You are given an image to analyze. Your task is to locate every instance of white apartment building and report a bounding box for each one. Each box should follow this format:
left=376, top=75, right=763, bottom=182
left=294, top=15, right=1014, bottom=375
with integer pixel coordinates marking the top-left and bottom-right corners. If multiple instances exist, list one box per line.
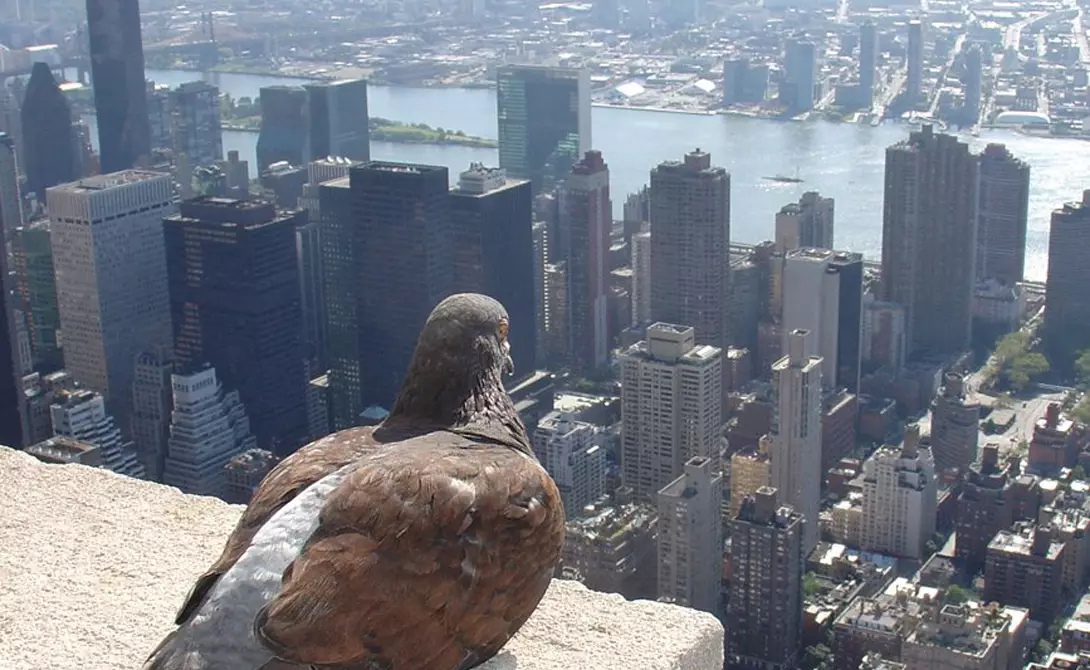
left=532, top=410, right=606, bottom=518
left=619, top=322, right=723, bottom=500
left=51, top=388, right=144, bottom=478
left=657, top=455, right=723, bottom=614
left=163, top=365, right=257, bottom=497
left=46, top=171, right=175, bottom=427
left=770, top=328, right=823, bottom=554
left=631, top=230, right=651, bottom=326
left=860, top=425, right=938, bottom=559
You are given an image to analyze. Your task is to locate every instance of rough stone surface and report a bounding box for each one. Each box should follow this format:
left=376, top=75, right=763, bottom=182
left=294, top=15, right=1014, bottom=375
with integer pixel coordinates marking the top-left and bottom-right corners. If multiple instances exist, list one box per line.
left=0, top=446, right=723, bottom=670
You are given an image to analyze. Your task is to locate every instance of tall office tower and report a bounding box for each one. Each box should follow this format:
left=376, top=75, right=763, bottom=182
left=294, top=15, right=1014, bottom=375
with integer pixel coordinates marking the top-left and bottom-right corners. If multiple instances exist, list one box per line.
left=770, top=329, right=823, bottom=554
left=162, top=364, right=257, bottom=497
left=532, top=221, right=549, bottom=364
left=303, top=79, right=370, bottom=163
left=215, top=150, right=250, bottom=198
left=906, top=20, right=924, bottom=101
left=12, top=221, right=61, bottom=372
left=47, top=171, right=175, bottom=431
left=22, top=370, right=75, bottom=445
left=728, top=486, right=804, bottom=669
left=782, top=248, right=864, bottom=392
left=977, top=144, right=1030, bottom=286
left=131, top=346, right=173, bottom=481
left=321, top=162, right=452, bottom=426
left=631, top=230, right=651, bottom=326
left=169, top=81, right=223, bottom=170
left=0, top=86, right=25, bottom=173
left=256, top=86, right=307, bottom=172
left=496, top=64, right=591, bottom=195
left=164, top=197, right=309, bottom=455
left=622, top=185, right=650, bottom=243
left=956, top=443, right=1034, bottom=571
left=71, top=120, right=94, bottom=179
left=657, top=456, right=723, bottom=614
left=20, top=63, right=76, bottom=199
left=722, top=57, right=747, bottom=107
left=449, top=163, right=535, bottom=376
left=859, top=425, right=938, bottom=559
left=87, top=0, right=151, bottom=172
left=882, top=125, right=978, bottom=358
left=146, top=85, right=173, bottom=153
left=557, top=150, right=611, bottom=372
left=1045, top=190, right=1090, bottom=362
left=532, top=410, right=606, bottom=518
left=775, top=191, right=835, bottom=252
left=929, top=372, right=981, bottom=474
left=51, top=388, right=144, bottom=478
left=964, top=44, right=983, bottom=126
left=0, top=136, right=21, bottom=445
left=619, top=323, right=723, bottom=499
left=783, top=38, right=818, bottom=112
left=542, top=262, right=570, bottom=365
left=649, top=149, right=732, bottom=353
left=859, top=21, right=878, bottom=108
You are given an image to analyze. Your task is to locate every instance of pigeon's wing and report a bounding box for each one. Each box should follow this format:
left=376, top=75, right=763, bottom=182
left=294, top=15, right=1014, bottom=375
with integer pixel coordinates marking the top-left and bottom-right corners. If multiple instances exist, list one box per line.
left=253, top=437, right=565, bottom=669
left=174, top=427, right=382, bottom=625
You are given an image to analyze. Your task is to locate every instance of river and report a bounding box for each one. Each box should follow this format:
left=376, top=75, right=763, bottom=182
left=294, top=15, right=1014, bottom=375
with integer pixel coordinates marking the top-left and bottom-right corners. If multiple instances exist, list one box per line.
left=72, top=68, right=1090, bottom=282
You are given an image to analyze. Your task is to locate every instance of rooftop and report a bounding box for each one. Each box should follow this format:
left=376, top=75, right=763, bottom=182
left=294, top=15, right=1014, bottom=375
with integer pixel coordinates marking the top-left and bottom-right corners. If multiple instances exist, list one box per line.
left=0, top=446, right=723, bottom=670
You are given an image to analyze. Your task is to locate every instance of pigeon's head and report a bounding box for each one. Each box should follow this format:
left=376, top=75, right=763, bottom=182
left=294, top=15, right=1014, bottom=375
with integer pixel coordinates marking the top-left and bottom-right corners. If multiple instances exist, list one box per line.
left=418, top=292, right=515, bottom=378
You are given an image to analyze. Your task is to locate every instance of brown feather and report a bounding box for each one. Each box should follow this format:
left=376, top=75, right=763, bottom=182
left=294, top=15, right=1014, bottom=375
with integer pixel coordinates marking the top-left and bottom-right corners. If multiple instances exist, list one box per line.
left=252, top=433, right=565, bottom=670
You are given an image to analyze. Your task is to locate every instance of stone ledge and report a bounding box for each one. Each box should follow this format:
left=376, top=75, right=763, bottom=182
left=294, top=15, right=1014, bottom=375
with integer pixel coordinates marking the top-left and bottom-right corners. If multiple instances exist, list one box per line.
left=0, top=446, right=723, bottom=670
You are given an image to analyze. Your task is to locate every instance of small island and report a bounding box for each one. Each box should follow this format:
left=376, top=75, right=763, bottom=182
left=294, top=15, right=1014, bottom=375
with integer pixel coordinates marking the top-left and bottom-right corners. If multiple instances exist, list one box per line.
left=220, top=94, right=496, bottom=148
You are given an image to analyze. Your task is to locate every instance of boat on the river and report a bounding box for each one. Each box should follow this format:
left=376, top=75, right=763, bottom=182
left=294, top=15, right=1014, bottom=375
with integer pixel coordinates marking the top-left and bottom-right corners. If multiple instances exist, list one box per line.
left=762, top=168, right=804, bottom=184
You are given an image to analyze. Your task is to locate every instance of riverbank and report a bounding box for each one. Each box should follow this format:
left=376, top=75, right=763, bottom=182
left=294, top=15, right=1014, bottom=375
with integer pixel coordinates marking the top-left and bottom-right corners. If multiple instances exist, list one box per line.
left=220, top=117, right=497, bottom=149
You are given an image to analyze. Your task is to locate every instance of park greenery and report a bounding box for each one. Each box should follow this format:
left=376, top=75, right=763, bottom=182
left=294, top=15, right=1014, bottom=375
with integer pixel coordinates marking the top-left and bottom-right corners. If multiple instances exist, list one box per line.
left=991, top=331, right=1051, bottom=392
left=219, top=93, right=497, bottom=148
left=1071, top=350, right=1090, bottom=423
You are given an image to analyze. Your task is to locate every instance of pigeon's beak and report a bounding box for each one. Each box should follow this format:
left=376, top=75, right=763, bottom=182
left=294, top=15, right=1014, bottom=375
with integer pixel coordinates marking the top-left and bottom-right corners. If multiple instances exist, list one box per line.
left=502, top=339, right=514, bottom=376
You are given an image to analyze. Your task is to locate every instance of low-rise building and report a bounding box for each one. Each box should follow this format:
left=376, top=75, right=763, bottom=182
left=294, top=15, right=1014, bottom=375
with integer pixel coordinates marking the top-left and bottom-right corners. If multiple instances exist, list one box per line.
left=559, top=496, right=658, bottom=601
left=984, top=523, right=1066, bottom=623
left=901, top=602, right=1028, bottom=670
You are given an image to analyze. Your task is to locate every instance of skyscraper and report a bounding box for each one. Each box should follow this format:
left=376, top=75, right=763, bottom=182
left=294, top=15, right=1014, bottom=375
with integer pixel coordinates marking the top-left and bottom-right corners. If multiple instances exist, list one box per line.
left=783, top=38, right=818, bottom=112
left=1044, top=191, right=1090, bottom=364
left=163, top=197, right=309, bottom=454
left=657, top=455, right=723, bottom=614
left=11, top=220, right=61, bottom=373
left=20, top=63, right=76, bottom=198
left=131, top=346, right=174, bottom=481
left=162, top=364, right=257, bottom=497
left=256, top=86, right=307, bottom=171
left=964, top=44, right=983, bottom=126
left=929, top=372, right=980, bottom=474
left=321, top=161, right=452, bottom=426
left=51, top=388, right=144, bottom=478
left=303, top=78, right=370, bottom=163
left=770, top=328, right=823, bottom=554
left=649, top=149, right=732, bottom=353
left=0, top=133, right=23, bottom=446
left=728, top=486, right=804, bottom=669
left=169, top=81, right=223, bottom=170
left=87, top=0, right=152, bottom=172
left=557, top=150, right=611, bottom=372
left=859, top=21, right=878, bottom=108
left=631, top=230, right=651, bottom=326
left=47, top=171, right=175, bottom=430
left=775, top=191, right=835, bottom=252
left=882, top=125, right=978, bottom=357
left=782, top=248, right=863, bottom=392
left=906, top=20, right=924, bottom=102
left=859, top=425, right=937, bottom=559
left=449, top=163, right=535, bottom=376
left=976, top=143, right=1029, bottom=286
left=0, top=131, right=22, bottom=240
left=619, top=323, right=723, bottom=499
left=496, top=65, right=591, bottom=195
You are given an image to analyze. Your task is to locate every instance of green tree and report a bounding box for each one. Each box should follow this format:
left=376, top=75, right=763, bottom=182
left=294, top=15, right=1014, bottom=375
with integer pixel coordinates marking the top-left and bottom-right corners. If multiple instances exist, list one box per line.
left=1076, top=350, right=1090, bottom=387
left=1072, top=465, right=1088, bottom=481
left=801, top=644, right=831, bottom=670
left=803, top=573, right=821, bottom=598
left=1008, top=352, right=1049, bottom=391
left=1074, top=397, right=1090, bottom=424
left=944, top=585, right=970, bottom=604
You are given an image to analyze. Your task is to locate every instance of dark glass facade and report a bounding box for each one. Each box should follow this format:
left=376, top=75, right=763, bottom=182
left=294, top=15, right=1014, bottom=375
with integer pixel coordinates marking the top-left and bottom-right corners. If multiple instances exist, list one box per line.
left=321, top=162, right=452, bottom=427
left=21, top=63, right=76, bottom=197
left=163, top=197, right=309, bottom=455
left=450, top=169, right=535, bottom=375
left=828, top=252, right=863, bottom=393
left=87, top=0, right=152, bottom=173
left=304, top=79, right=370, bottom=163
left=0, top=136, right=21, bottom=446
left=256, top=86, right=307, bottom=172
left=497, top=65, right=589, bottom=195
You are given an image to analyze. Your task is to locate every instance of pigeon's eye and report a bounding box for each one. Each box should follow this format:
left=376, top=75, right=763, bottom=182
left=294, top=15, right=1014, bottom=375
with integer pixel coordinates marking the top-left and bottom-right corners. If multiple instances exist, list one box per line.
left=497, top=320, right=509, bottom=342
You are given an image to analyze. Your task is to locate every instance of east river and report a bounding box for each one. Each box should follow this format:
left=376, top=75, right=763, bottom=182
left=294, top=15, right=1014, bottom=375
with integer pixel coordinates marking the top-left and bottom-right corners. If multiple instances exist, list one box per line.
left=74, top=68, right=1090, bottom=282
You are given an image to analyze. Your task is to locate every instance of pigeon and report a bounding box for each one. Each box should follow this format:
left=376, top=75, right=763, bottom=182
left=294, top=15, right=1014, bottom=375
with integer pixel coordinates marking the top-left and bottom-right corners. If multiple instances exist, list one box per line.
left=144, top=293, right=566, bottom=670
